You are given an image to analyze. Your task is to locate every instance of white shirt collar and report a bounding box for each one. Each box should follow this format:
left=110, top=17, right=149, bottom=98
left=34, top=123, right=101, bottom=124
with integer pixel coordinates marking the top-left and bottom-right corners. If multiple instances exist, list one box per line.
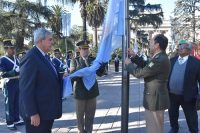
left=36, top=46, right=46, bottom=56
left=178, top=55, right=189, bottom=64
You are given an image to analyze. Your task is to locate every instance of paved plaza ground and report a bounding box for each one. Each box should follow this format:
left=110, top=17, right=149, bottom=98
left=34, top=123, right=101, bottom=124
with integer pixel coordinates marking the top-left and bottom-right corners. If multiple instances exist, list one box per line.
left=0, top=64, right=199, bottom=133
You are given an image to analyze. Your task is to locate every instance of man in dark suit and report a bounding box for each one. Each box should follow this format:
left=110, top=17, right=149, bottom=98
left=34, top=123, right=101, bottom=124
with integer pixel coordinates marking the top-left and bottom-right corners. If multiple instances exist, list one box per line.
left=19, top=28, right=62, bottom=133
left=168, top=40, right=200, bottom=133
left=125, top=34, right=171, bottom=133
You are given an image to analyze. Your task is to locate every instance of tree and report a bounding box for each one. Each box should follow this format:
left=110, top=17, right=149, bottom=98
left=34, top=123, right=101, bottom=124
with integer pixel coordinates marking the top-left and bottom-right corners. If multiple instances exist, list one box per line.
left=172, top=0, right=200, bottom=43
left=129, top=0, right=163, bottom=47
left=70, top=0, right=97, bottom=41
left=0, top=0, right=53, bottom=52
left=48, top=5, right=63, bottom=44
left=86, top=1, right=105, bottom=47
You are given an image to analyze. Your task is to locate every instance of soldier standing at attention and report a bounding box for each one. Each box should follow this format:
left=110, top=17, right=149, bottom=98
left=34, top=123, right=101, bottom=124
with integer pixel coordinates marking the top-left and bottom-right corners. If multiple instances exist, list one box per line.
left=0, top=39, right=24, bottom=130
left=52, top=48, right=67, bottom=76
left=125, top=34, right=171, bottom=133
left=70, top=40, right=105, bottom=133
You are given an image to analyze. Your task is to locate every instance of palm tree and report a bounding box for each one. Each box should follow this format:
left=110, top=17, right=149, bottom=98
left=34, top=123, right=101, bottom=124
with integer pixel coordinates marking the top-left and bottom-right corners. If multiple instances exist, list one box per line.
left=0, top=0, right=53, bottom=52
left=86, top=1, right=105, bottom=47
left=70, top=0, right=96, bottom=41
left=48, top=5, right=63, bottom=39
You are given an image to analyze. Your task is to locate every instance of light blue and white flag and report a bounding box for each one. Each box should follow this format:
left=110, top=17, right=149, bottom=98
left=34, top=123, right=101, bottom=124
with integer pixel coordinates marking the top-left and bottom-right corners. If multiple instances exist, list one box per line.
left=63, top=0, right=125, bottom=97
left=61, top=12, right=71, bottom=37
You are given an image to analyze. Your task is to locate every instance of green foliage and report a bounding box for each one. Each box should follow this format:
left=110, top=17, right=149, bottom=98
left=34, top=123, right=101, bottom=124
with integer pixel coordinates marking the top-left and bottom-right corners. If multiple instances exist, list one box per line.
left=56, top=37, right=74, bottom=54
left=90, top=45, right=98, bottom=57
left=0, top=0, right=53, bottom=52
left=70, top=25, right=84, bottom=42
left=48, top=5, right=62, bottom=38
left=129, top=0, right=163, bottom=50
left=172, top=0, right=200, bottom=43
left=129, top=0, right=163, bottom=29
left=86, top=2, right=105, bottom=28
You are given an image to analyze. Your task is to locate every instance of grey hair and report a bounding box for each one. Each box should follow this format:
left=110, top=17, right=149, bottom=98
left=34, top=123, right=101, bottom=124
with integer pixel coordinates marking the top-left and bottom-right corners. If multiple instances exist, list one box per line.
left=180, top=43, right=193, bottom=50
left=33, top=28, right=52, bottom=45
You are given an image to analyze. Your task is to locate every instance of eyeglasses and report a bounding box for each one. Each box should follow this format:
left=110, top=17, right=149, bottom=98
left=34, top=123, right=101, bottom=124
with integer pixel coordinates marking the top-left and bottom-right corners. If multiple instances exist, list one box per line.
left=178, top=44, right=190, bottom=50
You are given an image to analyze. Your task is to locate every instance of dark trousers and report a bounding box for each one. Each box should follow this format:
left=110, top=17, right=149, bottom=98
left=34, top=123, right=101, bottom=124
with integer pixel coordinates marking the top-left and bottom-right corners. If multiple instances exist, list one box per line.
left=169, top=93, right=198, bottom=133
left=114, top=62, right=119, bottom=72
left=25, top=119, right=54, bottom=133
left=4, top=86, right=20, bottom=125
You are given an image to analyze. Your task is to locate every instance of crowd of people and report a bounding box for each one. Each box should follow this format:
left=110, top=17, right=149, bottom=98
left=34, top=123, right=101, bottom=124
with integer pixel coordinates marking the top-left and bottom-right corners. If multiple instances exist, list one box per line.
left=0, top=28, right=200, bottom=133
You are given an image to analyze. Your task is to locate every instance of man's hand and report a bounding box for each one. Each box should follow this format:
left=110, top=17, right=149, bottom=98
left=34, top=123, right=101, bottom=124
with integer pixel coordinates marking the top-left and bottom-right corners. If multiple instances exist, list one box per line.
left=127, top=48, right=136, bottom=58
left=30, top=114, right=40, bottom=127
left=125, top=58, right=131, bottom=65
left=63, top=71, right=68, bottom=79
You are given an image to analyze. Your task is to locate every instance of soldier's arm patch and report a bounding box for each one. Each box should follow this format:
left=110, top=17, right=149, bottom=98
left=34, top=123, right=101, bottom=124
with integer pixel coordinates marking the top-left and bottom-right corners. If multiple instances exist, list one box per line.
left=148, top=62, right=154, bottom=68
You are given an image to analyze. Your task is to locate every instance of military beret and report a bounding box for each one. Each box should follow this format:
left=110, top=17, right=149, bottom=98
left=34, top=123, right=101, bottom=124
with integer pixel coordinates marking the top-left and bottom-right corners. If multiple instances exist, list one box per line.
left=3, top=39, right=15, bottom=48
left=76, top=40, right=90, bottom=48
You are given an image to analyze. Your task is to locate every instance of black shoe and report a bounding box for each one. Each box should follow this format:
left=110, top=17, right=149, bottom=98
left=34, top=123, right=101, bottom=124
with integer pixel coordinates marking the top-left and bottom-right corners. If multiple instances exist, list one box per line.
left=168, top=128, right=178, bottom=133
left=14, top=120, right=24, bottom=126
left=7, top=124, right=17, bottom=130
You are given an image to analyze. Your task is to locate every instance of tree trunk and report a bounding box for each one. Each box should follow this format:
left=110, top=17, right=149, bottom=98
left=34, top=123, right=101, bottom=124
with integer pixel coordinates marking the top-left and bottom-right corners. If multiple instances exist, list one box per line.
left=192, top=2, right=196, bottom=43
left=82, top=1, right=87, bottom=41
left=16, top=33, right=24, bottom=53
left=95, top=26, right=98, bottom=48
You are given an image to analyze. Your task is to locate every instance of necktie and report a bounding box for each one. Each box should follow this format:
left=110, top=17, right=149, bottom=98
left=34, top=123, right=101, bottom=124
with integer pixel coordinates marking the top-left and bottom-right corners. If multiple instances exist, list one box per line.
left=45, top=55, right=58, bottom=76
left=83, top=58, right=89, bottom=67
left=179, top=57, right=183, bottom=64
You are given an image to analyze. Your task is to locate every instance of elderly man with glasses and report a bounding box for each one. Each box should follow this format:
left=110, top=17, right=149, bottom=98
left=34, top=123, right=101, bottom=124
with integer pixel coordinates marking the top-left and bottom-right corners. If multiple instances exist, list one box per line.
left=168, top=40, right=200, bottom=133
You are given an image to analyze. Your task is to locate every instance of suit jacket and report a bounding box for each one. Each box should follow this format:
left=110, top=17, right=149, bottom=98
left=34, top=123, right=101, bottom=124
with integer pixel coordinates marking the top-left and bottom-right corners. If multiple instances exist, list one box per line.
left=168, top=56, right=200, bottom=102
left=19, top=47, right=62, bottom=120
left=126, top=52, right=171, bottom=111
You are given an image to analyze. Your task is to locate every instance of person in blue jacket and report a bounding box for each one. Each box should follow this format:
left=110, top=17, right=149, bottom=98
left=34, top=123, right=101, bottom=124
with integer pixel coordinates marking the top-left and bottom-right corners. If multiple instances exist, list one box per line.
left=52, top=48, right=67, bottom=76
left=0, top=39, right=24, bottom=130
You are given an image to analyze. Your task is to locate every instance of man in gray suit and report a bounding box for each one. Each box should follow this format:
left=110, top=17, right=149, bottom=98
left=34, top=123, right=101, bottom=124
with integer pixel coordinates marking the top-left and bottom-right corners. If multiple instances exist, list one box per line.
left=125, top=34, right=171, bottom=133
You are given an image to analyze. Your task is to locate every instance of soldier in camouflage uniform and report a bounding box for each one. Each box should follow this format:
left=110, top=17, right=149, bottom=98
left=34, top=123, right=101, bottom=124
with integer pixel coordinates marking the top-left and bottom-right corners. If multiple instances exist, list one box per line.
left=0, top=39, right=24, bottom=130
left=70, top=40, right=105, bottom=133
left=125, top=34, right=171, bottom=133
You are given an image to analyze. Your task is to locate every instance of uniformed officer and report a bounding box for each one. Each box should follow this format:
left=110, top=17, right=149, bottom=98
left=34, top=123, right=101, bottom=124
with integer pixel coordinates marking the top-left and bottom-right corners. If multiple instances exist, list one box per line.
left=66, top=50, right=73, bottom=69
left=52, top=48, right=67, bottom=76
left=125, top=34, right=171, bottom=133
left=0, top=39, right=24, bottom=130
left=70, top=40, right=105, bottom=133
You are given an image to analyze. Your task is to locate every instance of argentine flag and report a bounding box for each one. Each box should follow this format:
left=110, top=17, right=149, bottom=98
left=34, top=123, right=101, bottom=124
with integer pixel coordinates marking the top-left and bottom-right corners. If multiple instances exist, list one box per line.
left=63, top=0, right=125, bottom=97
